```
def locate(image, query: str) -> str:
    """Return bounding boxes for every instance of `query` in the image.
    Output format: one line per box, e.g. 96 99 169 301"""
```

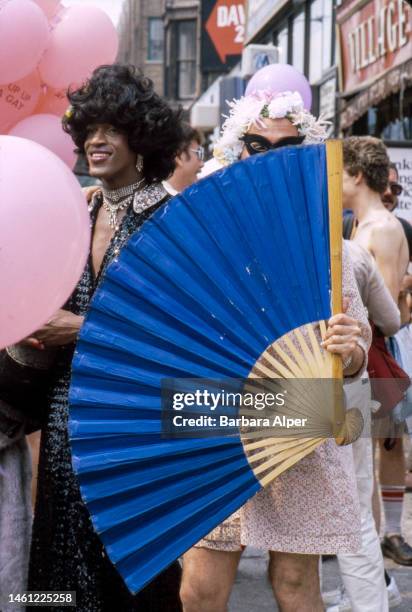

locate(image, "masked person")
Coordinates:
27 64 184 611
180 90 371 612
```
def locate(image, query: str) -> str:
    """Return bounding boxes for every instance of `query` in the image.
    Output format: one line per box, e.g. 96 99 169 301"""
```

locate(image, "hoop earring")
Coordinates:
136 155 143 173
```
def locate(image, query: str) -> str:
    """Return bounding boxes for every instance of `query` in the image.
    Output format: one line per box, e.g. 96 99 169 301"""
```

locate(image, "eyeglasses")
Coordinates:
189 146 205 161
240 134 305 156
390 182 403 196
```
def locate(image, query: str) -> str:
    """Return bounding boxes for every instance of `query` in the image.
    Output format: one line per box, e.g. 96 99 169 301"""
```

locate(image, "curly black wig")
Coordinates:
63 64 184 184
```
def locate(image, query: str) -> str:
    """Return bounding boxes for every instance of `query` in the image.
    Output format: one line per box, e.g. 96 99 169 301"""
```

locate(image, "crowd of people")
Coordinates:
0 63 411 612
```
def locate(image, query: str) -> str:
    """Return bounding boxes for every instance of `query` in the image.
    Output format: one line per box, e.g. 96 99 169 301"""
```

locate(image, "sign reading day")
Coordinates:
201 0 245 72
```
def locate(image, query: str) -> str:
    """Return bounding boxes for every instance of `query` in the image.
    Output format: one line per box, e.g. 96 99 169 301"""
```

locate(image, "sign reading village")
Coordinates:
338 0 412 93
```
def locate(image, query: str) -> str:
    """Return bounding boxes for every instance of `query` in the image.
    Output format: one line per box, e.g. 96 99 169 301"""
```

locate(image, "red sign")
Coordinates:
338 0 412 93
205 0 245 63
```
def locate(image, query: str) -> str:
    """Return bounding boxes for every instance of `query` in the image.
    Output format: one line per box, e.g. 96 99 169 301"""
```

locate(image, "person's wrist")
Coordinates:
343 345 364 376
342 353 353 370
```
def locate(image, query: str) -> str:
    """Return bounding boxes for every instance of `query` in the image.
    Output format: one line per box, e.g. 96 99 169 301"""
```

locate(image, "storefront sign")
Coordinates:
338 0 412 93
245 0 284 41
387 147 412 223
319 77 337 119
202 0 245 72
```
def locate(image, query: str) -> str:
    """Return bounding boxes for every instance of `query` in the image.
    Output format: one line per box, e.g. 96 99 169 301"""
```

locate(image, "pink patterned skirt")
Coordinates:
196 440 361 554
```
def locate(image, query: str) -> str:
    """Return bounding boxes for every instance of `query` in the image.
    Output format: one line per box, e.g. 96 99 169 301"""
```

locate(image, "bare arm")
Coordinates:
321 244 371 379
369 224 404 301
25 309 84 348
366 257 401 337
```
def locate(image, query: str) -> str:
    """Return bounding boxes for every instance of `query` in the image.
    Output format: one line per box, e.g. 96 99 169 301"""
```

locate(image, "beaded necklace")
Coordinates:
102 179 144 230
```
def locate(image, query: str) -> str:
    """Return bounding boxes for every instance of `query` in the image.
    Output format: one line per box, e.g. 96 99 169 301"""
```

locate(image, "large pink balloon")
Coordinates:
9 113 76 168
0 136 90 348
35 85 73 117
0 0 49 84
39 6 119 89
0 71 42 133
245 65 312 111
34 0 62 19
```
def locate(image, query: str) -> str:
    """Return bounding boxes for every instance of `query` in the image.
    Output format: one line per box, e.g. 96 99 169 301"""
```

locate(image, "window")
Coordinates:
276 26 288 64
177 21 196 99
165 20 197 100
148 17 164 62
292 11 305 74
309 0 333 83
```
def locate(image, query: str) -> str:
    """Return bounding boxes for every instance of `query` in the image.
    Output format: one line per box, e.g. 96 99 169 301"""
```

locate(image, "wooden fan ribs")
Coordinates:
242 321 336 486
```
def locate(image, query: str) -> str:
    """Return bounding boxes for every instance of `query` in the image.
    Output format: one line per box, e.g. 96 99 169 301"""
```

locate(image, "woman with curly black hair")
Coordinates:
27 64 184 611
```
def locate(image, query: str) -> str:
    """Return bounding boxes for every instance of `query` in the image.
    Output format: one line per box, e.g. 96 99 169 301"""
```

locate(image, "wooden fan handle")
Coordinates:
326 140 346 439
326 140 343 381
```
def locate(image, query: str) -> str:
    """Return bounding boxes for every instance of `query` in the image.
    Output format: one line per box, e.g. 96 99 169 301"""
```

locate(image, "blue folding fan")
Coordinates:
69 141 361 593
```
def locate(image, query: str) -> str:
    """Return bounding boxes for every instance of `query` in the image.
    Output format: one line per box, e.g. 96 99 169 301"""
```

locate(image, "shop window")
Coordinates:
292 11 305 74
148 18 164 62
352 90 412 141
177 20 196 99
309 0 333 83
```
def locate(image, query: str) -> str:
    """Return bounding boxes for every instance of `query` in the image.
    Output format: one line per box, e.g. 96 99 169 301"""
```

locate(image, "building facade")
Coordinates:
117 0 166 95
337 0 412 220
244 0 339 131
118 0 245 116
117 0 203 111
163 0 201 109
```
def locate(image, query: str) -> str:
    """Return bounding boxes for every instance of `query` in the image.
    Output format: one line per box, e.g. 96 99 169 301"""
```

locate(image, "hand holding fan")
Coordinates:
69 141 363 593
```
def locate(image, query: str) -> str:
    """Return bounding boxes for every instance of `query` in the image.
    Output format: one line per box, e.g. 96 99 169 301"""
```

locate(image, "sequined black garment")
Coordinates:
29 186 183 612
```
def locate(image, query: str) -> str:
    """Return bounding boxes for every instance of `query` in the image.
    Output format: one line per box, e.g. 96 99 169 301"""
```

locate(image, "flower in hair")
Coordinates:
214 90 330 166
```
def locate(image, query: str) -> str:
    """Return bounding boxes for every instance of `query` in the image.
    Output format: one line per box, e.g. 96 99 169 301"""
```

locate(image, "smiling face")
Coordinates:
178 140 204 184
240 117 300 160
85 123 139 189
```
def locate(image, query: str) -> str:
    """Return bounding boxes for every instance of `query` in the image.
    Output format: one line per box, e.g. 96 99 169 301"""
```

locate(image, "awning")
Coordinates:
191 63 242 131
339 58 412 130
190 77 222 131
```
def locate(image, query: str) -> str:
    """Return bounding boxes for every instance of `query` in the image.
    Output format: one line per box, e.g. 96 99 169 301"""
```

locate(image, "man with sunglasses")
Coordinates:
382 163 412 262
382 162 412 544
163 122 204 195
382 164 403 211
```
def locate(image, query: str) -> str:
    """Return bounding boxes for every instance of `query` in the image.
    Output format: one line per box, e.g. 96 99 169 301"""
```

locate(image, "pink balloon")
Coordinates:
0 71 42 133
245 65 312 111
0 0 49 84
0 135 90 348
35 85 72 117
9 113 76 168
33 0 62 19
39 6 119 89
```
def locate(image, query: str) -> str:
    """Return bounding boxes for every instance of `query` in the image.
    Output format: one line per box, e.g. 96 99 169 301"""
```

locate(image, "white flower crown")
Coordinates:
213 90 330 166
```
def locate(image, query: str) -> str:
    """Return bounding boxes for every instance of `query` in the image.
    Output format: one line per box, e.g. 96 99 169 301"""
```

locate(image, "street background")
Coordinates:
229 487 412 610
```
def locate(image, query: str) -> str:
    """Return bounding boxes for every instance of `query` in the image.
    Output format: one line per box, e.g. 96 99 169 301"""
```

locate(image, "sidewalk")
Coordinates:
229 492 412 611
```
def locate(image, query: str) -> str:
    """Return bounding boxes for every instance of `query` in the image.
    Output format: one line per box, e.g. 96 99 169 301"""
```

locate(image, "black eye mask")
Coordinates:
240 134 305 156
